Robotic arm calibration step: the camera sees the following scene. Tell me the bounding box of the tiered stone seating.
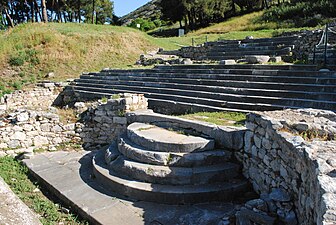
[198,36,298,60]
[70,64,336,114]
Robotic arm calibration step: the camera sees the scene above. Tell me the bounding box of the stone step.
[126,122,215,153]
[206,36,298,46]
[206,41,295,48]
[208,45,283,52]
[78,75,336,92]
[102,68,335,77]
[205,48,292,57]
[153,64,319,71]
[93,72,336,84]
[93,150,249,204]
[74,77,336,95]
[108,155,240,185]
[77,78,336,101]
[71,87,304,111]
[118,136,233,167]
[147,98,252,114]
[74,82,336,110]
[70,88,251,113]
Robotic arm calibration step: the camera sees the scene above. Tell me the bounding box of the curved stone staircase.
[92,111,249,204]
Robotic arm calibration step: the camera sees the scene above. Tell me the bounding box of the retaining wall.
[239,110,336,225]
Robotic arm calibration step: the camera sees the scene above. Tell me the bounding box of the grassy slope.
[0,23,181,96]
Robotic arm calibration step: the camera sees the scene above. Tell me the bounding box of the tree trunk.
[31,1,35,22]
[4,8,14,28]
[41,0,48,22]
[33,0,42,21]
[78,0,81,23]
[91,0,95,24]
[231,0,236,15]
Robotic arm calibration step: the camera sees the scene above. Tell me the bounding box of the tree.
[41,0,48,22]
[159,0,184,27]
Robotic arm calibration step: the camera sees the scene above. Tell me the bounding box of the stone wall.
[77,93,148,149]
[291,30,323,60]
[0,109,78,157]
[0,82,64,113]
[179,46,209,60]
[238,109,336,225]
[0,86,148,156]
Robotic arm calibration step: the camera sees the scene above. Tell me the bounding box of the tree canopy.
[159,0,336,30]
[0,0,114,28]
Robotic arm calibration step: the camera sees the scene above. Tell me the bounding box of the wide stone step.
[71,86,333,111]
[118,136,232,167]
[102,68,334,77]
[93,72,336,84]
[93,150,249,204]
[127,122,215,153]
[77,78,336,101]
[153,64,319,71]
[206,36,298,46]
[208,44,290,51]
[109,155,239,185]
[205,48,292,57]
[78,75,336,92]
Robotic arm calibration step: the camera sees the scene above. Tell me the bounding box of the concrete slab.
[0,177,42,225]
[23,151,239,225]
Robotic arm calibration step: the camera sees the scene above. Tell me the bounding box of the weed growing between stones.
[280,127,335,141]
[0,156,88,225]
[100,96,108,103]
[111,94,121,99]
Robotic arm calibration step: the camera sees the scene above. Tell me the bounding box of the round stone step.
[127,122,215,153]
[93,150,249,204]
[109,155,240,185]
[118,136,232,167]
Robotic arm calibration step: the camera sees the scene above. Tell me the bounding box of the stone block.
[253,135,262,148]
[245,55,270,64]
[219,60,236,65]
[33,136,49,147]
[113,117,127,125]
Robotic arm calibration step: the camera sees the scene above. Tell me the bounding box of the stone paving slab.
[23,151,238,225]
[0,177,42,225]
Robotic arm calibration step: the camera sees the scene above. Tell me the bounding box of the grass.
[190,11,318,36]
[0,156,88,225]
[180,111,246,127]
[0,23,176,97]
[57,107,78,124]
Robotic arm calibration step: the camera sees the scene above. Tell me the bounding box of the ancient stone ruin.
[1,33,335,225]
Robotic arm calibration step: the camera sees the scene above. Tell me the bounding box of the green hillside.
[0,23,175,97]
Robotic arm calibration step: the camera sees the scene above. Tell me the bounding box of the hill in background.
[118,0,161,26]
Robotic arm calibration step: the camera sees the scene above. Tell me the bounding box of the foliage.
[0,0,115,28]
[262,0,336,27]
[128,18,158,32]
[0,156,88,224]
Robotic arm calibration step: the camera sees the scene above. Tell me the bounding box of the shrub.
[9,54,25,66]
[128,18,159,32]
[12,81,22,90]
